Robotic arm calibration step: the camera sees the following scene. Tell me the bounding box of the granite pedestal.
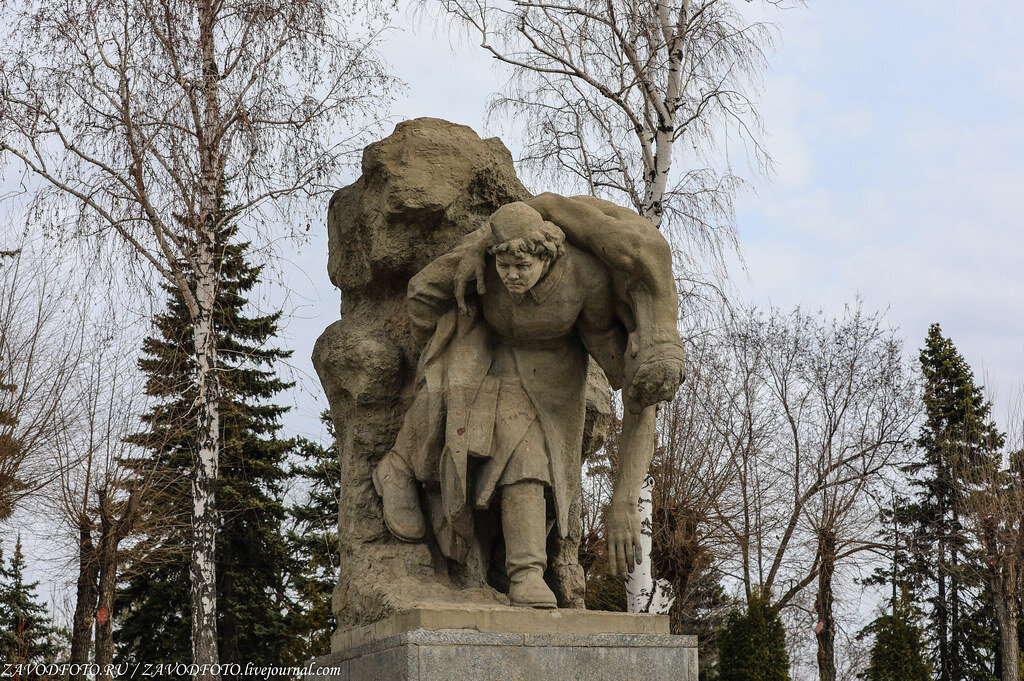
[308,607,697,681]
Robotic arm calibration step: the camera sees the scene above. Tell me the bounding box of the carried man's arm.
[526,193,685,409]
[527,193,685,578]
[408,225,489,343]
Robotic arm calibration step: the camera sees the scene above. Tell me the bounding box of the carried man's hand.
[627,355,685,411]
[605,497,643,577]
[453,233,489,316]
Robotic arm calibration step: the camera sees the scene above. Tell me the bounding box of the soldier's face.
[495,252,548,294]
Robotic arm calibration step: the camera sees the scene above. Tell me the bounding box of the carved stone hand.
[605,497,643,577]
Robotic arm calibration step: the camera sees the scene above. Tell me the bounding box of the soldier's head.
[488,202,565,295]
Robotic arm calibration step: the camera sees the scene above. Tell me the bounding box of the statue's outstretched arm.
[606,397,657,577]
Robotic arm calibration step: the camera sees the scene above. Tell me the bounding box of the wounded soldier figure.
[371,193,686,609]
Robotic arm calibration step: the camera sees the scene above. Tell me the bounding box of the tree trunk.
[94,496,117,681]
[69,525,98,679]
[191,0,223,675]
[993,569,1020,681]
[190,274,221,680]
[641,127,673,230]
[626,474,656,613]
[937,535,950,681]
[949,516,962,681]
[814,529,836,681]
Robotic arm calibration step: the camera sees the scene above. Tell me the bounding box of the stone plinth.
[309,608,697,681]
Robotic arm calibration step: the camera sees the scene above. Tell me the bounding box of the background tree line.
[581,310,1023,681]
[2,1,1020,681]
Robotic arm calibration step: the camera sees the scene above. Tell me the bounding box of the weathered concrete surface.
[310,612,697,681]
[332,605,669,651]
[313,118,611,633]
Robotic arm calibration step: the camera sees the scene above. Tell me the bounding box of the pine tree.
[115,226,294,679]
[861,588,931,681]
[716,593,791,681]
[0,536,61,671]
[280,418,341,662]
[873,323,1003,681]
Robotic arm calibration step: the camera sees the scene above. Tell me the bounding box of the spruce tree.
[0,536,61,669]
[280,419,341,662]
[862,588,931,681]
[873,323,1003,681]
[115,228,294,679]
[716,593,791,681]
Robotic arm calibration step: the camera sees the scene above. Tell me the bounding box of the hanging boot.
[372,450,426,541]
[502,481,557,609]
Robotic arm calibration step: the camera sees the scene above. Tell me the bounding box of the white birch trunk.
[192,0,222,676]
[190,261,220,680]
[641,127,674,230]
[639,0,684,231]
[625,473,674,614]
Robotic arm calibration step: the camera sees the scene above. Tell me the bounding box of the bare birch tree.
[0,0,394,673]
[431,0,785,276]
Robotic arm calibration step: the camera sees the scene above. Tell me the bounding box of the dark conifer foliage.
[280,416,341,662]
[716,593,791,681]
[862,589,931,681]
[115,226,294,679]
[871,323,1004,681]
[0,536,61,670]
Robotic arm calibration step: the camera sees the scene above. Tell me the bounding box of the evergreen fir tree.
[115,225,294,679]
[716,593,791,681]
[280,416,340,662]
[861,588,931,681]
[0,536,61,670]
[871,323,1003,681]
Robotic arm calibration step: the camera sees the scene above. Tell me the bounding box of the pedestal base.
[309,608,697,681]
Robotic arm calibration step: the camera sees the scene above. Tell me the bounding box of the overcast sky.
[279,1,1024,445]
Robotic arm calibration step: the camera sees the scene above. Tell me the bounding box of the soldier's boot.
[372,450,426,542]
[502,481,557,609]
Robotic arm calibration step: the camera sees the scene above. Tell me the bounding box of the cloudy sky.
[280,1,1024,440]
[4,0,1023,623]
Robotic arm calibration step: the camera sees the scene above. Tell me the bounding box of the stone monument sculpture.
[311,118,696,680]
[312,120,694,677]
[372,192,686,611]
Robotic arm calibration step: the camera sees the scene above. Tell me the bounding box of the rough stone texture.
[313,118,610,630]
[309,628,698,681]
[332,605,669,651]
